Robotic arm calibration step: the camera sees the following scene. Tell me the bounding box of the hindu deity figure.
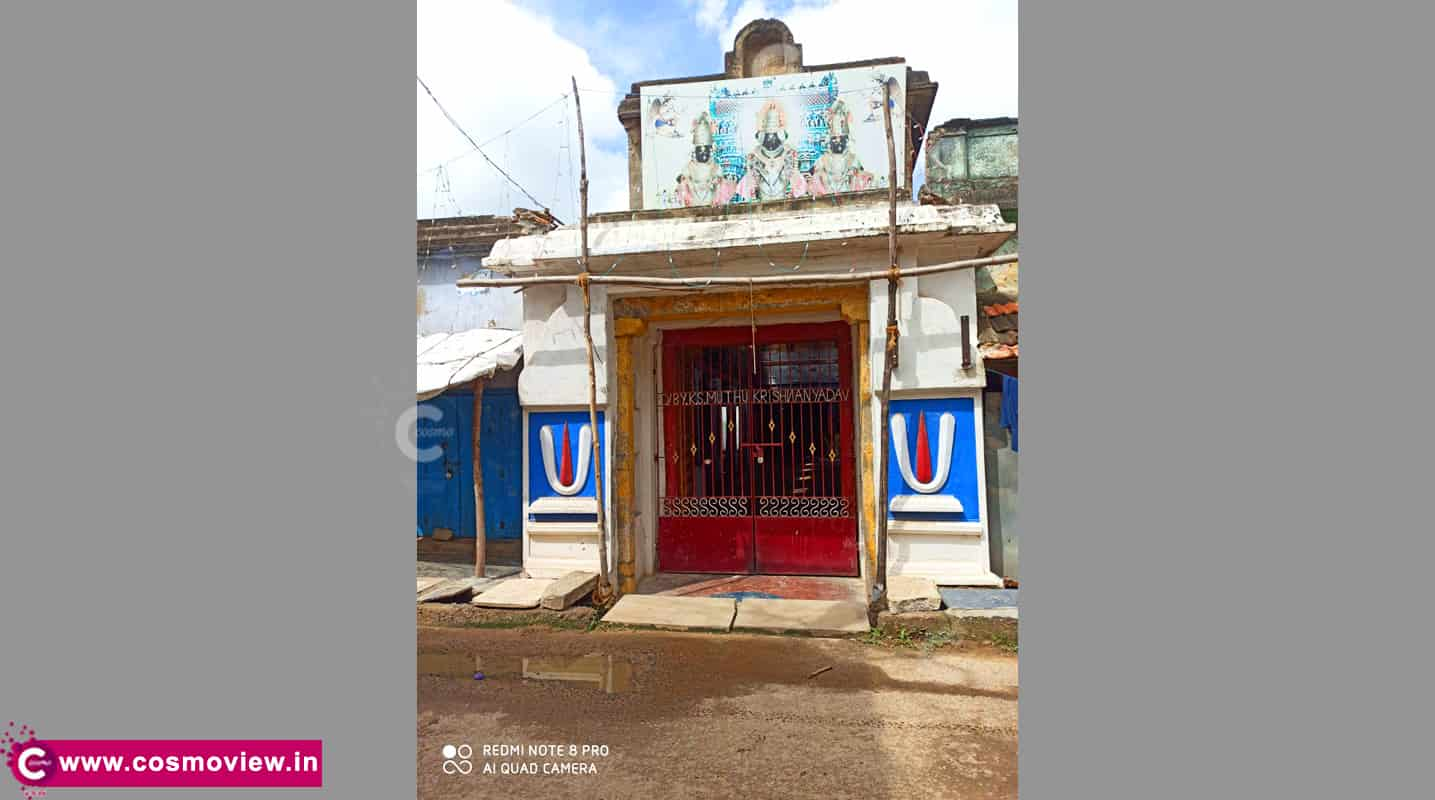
[807,99,875,196]
[649,95,682,138]
[864,76,903,123]
[736,100,806,201]
[674,112,736,207]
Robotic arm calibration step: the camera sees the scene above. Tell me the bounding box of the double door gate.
[658,322,858,576]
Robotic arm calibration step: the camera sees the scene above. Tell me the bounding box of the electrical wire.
[575,82,906,101]
[417,75,563,224]
[417,93,570,176]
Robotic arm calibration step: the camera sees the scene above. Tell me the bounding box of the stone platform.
[636,573,865,603]
[600,595,736,631]
[600,594,870,637]
[471,578,555,609]
[732,599,870,636]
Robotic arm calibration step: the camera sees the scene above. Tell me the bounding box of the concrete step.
[419,576,499,604]
[471,578,555,609]
[732,598,870,636]
[601,595,737,632]
[540,571,598,610]
[886,576,942,613]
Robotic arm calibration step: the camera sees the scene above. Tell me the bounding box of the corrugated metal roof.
[417,328,522,400]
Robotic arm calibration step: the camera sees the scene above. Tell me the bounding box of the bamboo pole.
[471,379,486,578]
[573,76,614,604]
[456,252,1017,289]
[872,81,899,610]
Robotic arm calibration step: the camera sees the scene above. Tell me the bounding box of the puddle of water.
[417,653,481,678]
[524,655,633,694]
[419,652,633,694]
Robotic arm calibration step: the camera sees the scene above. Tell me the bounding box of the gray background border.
[1022,0,1426,797]
[2,1,1428,798]
[1,2,414,798]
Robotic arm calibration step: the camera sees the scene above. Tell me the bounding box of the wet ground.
[417,623,1017,799]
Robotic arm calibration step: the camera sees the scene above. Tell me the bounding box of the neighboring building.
[921,117,1018,580]
[478,20,1016,596]
[415,211,554,566]
[418,211,556,335]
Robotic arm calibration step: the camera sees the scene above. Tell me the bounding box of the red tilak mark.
[559,423,574,486]
[914,413,933,484]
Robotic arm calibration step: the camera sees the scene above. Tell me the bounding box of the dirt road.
[418,623,1018,799]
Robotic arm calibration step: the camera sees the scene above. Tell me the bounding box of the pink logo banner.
[7,739,322,789]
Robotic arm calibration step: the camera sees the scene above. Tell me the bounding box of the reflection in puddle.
[417,653,480,678]
[524,656,633,694]
[419,653,633,694]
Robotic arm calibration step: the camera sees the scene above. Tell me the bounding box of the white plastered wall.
[868,251,1001,586]
[519,283,617,579]
[519,284,611,407]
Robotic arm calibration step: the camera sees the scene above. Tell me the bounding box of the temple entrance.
[657,321,858,576]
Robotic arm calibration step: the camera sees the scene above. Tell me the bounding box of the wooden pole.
[886,81,901,373]
[573,76,614,603]
[873,81,900,610]
[471,379,486,578]
[456,253,1018,289]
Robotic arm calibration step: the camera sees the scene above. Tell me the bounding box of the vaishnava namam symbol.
[889,411,964,513]
[539,422,592,495]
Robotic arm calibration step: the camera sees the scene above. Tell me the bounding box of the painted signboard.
[640,64,907,209]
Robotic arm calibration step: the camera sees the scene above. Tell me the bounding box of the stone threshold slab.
[601,595,736,632]
[471,578,555,609]
[732,598,870,636]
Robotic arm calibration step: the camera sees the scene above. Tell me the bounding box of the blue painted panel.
[479,389,522,540]
[416,395,476,538]
[886,397,981,522]
[527,410,606,522]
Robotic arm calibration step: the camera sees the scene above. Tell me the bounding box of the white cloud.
[417,0,630,221]
[714,0,1018,122]
[690,0,734,32]
[720,0,774,39]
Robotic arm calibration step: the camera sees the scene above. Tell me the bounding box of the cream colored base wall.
[869,260,1003,587]
[524,522,604,579]
[886,520,1003,587]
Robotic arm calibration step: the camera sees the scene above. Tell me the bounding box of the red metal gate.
[658,321,857,576]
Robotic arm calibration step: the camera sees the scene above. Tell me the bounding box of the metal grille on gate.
[657,322,858,576]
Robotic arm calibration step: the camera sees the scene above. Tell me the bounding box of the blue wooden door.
[416,394,475,539]
[480,389,522,540]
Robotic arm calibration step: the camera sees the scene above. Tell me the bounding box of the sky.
[417,0,1018,222]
